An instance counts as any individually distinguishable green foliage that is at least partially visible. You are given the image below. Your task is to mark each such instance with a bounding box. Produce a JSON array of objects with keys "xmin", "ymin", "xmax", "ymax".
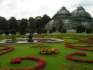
[
  {"xmin": 28, "ymin": 17, "xmax": 36, "ymax": 33},
  {"xmin": 0, "ymin": 16, "xmax": 8, "ymax": 34},
  {"xmin": 19, "ymin": 18, "xmax": 28, "ymax": 35},
  {"xmin": 76, "ymin": 25, "xmax": 85, "ymax": 33},
  {"xmin": 8, "ymin": 17, "xmax": 18, "ymax": 35},
  {"xmin": 86, "ymin": 28, "xmax": 92, "ymax": 33}
]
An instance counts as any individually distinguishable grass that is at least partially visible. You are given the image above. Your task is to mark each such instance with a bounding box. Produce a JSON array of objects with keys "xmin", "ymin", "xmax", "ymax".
[
  {"xmin": 0, "ymin": 43, "xmax": 93, "ymax": 70},
  {"xmin": 0, "ymin": 33, "xmax": 93, "ymax": 70}
]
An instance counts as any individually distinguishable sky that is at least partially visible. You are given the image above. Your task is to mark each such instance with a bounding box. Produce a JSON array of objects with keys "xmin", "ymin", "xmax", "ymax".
[{"xmin": 0, "ymin": 0, "xmax": 93, "ymax": 19}]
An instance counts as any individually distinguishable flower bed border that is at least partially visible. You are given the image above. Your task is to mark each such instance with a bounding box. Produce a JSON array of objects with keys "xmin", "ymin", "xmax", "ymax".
[
  {"xmin": 65, "ymin": 43, "xmax": 93, "ymax": 51},
  {"xmin": 66, "ymin": 52, "xmax": 93, "ymax": 63},
  {"xmin": 0, "ymin": 45, "xmax": 14, "ymax": 55},
  {"xmin": 9, "ymin": 55, "xmax": 46, "ymax": 70},
  {"xmin": 65, "ymin": 37, "xmax": 93, "ymax": 63}
]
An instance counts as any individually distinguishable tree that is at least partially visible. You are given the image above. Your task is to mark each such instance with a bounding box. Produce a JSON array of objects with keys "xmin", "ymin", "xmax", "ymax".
[
  {"xmin": 61, "ymin": 28, "xmax": 67, "ymax": 33},
  {"xmin": 8, "ymin": 17, "xmax": 18, "ymax": 41},
  {"xmin": 8, "ymin": 17, "xmax": 18, "ymax": 34},
  {"xmin": 35, "ymin": 16, "xmax": 43, "ymax": 34},
  {"xmin": 76, "ymin": 24, "xmax": 85, "ymax": 33},
  {"xmin": 28, "ymin": 17, "xmax": 36, "ymax": 33},
  {"xmin": 19, "ymin": 18, "xmax": 28, "ymax": 35},
  {"xmin": 0, "ymin": 16, "xmax": 9, "ymax": 35},
  {"xmin": 42, "ymin": 15, "xmax": 51, "ymax": 26},
  {"xmin": 34, "ymin": 15, "xmax": 51, "ymax": 34},
  {"xmin": 41, "ymin": 14, "xmax": 51, "ymax": 33},
  {"xmin": 27, "ymin": 17, "xmax": 35, "ymax": 42},
  {"xmin": 86, "ymin": 28, "xmax": 92, "ymax": 33}
]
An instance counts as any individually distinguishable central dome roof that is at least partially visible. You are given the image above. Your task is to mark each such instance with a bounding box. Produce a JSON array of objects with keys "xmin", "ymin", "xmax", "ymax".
[
  {"xmin": 53, "ymin": 7, "xmax": 71, "ymax": 19},
  {"xmin": 57, "ymin": 7, "xmax": 71, "ymax": 16},
  {"xmin": 71, "ymin": 6, "xmax": 91, "ymax": 18}
]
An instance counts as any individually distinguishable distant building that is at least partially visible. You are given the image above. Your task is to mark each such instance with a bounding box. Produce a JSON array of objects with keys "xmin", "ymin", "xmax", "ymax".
[{"xmin": 46, "ymin": 6, "xmax": 93, "ymax": 33}]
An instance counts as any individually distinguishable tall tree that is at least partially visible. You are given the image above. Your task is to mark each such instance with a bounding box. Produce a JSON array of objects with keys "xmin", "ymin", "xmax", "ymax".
[
  {"xmin": 76, "ymin": 24, "xmax": 85, "ymax": 33},
  {"xmin": 35, "ymin": 16, "xmax": 43, "ymax": 34},
  {"xmin": 28, "ymin": 17, "xmax": 36, "ymax": 33},
  {"xmin": 19, "ymin": 18, "xmax": 28, "ymax": 35},
  {"xmin": 26, "ymin": 17, "xmax": 36, "ymax": 42},
  {"xmin": 86, "ymin": 28, "xmax": 92, "ymax": 33},
  {"xmin": 8, "ymin": 17, "xmax": 18, "ymax": 41},
  {"xmin": 42, "ymin": 14, "xmax": 51, "ymax": 25},
  {"xmin": 0, "ymin": 16, "xmax": 9, "ymax": 35},
  {"xmin": 41, "ymin": 14, "xmax": 51, "ymax": 33},
  {"xmin": 8, "ymin": 17, "xmax": 18, "ymax": 34}
]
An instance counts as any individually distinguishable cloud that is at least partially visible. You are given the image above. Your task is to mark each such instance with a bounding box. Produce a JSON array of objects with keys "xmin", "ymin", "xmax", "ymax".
[
  {"xmin": 0, "ymin": 0, "xmax": 4, "ymax": 4},
  {"xmin": 79, "ymin": 0, "xmax": 93, "ymax": 7},
  {"xmin": 0, "ymin": 0, "xmax": 93, "ymax": 19}
]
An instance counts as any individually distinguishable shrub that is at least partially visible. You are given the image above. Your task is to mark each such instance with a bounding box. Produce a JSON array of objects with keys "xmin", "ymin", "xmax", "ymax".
[{"xmin": 40, "ymin": 48, "xmax": 59, "ymax": 55}]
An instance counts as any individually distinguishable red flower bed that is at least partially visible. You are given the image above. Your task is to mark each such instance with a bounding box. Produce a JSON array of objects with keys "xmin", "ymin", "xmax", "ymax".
[
  {"xmin": 66, "ymin": 52, "xmax": 93, "ymax": 63},
  {"xmin": 10, "ymin": 55, "xmax": 46, "ymax": 70},
  {"xmin": 11, "ymin": 58, "xmax": 22, "ymax": 64},
  {"xmin": 65, "ymin": 43, "xmax": 93, "ymax": 51},
  {"xmin": 65, "ymin": 37, "xmax": 93, "ymax": 63},
  {"xmin": 2, "ymin": 67, "xmax": 34, "ymax": 70},
  {"xmin": 0, "ymin": 46, "xmax": 14, "ymax": 55}
]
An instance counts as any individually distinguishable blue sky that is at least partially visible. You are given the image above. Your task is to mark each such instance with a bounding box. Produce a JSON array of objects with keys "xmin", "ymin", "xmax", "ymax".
[{"xmin": 0, "ymin": 0, "xmax": 93, "ymax": 19}]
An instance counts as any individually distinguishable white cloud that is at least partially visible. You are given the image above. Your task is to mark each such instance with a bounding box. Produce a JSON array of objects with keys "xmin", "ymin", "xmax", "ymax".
[{"xmin": 0, "ymin": 0, "xmax": 93, "ymax": 19}]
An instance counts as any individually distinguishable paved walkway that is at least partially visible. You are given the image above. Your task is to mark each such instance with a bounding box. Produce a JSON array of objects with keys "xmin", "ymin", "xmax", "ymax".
[{"xmin": 0, "ymin": 38, "xmax": 64, "ymax": 44}]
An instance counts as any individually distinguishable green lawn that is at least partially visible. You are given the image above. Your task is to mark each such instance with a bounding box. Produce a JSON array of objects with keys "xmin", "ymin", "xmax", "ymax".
[
  {"xmin": 0, "ymin": 43, "xmax": 93, "ymax": 70},
  {"xmin": 0, "ymin": 33, "xmax": 93, "ymax": 70}
]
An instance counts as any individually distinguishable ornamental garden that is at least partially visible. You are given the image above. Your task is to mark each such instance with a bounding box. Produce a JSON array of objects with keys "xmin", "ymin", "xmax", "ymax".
[
  {"xmin": 0, "ymin": 33, "xmax": 93, "ymax": 70},
  {"xmin": 0, "ymin": 6, "xmax": 93, "ymax": 70}
]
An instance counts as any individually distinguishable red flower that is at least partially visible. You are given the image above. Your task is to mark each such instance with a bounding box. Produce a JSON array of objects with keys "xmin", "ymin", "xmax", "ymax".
[
  {"xmin": 11, "ymin": 58, "xmax": 21, "ymax": 64},
  {"xmin": 10, "ymin": 55, "xmax": 46, "ymax": 70},
  {"xmin": 66, "ymin": 52, "xmax": 93, "ymax": 63}
]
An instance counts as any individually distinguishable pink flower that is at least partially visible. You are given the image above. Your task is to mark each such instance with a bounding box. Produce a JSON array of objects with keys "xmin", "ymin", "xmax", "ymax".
[{"xmin": 11, "ymin": 58, "xmax": 21, "ymax": 64}]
